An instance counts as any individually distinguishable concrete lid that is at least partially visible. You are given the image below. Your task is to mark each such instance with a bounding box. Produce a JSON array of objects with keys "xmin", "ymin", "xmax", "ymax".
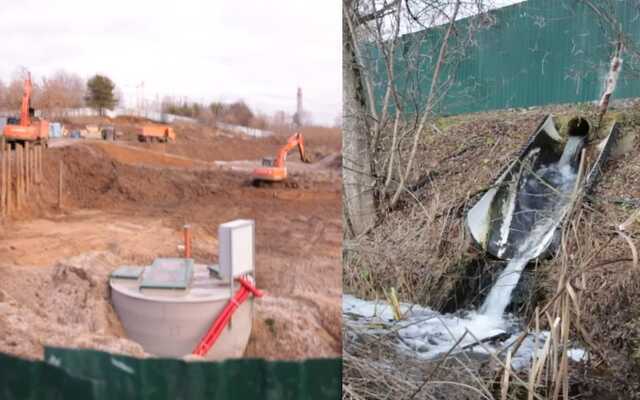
[
  {"xmin": 140, "ymin": 258, "xmax": 194, "ymax": 289},
  {"xmin": 110, "ymin": 262, "xmax": 235, "ymax": 303}
]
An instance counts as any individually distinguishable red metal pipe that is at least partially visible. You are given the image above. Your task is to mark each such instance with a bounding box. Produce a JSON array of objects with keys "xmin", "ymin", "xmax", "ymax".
[
  {"xmin": 183, "ymin": 224, "xmax": 192, "ymax": 258},
  {"xmin": 192, "ymin": 277, "xmax": 263, "ymax": 357}
]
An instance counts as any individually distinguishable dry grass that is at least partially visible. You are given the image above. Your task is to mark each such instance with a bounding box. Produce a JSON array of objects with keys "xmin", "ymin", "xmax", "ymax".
[
  {"xmin": 343, "ymin": 322, "xmax": 494, "ymax": 400},
  {"xmin": 343, "ymin": 187, "xmax": 474, "ymax": 308}
]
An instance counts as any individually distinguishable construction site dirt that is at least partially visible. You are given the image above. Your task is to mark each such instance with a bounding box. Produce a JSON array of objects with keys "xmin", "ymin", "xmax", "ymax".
[{"xmin": 0, "ymin": 120, "xmax": 342, "ymax": 361}]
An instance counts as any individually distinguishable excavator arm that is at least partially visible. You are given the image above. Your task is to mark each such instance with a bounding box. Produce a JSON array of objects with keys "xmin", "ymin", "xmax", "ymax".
[
  {"xmin": 252, "ymin": 132, "xmax": 311, "ymax": 184},
  {"xmin": 20, "ymin": 72, "xmax": 32, "ymax": 127},
  {"xmin": 274, "ymin": 133, "xmax": 310, "ymax": 167}
]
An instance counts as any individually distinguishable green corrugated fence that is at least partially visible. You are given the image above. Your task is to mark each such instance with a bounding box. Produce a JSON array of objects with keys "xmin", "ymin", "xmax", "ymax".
[
  {"xmin": 369, "ymin": 0, "xmax": 640, "ymax": 115},
  {"xmin": 0, "ymin": 347, "xmax": 341, "ymax": 400}
]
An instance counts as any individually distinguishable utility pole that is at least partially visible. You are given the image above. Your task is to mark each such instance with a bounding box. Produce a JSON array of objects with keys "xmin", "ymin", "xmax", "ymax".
[
  {"xmin": 136, "ymin": 81, "xmax": 145, "ymax": 113},
  {"xmin": 293, "ymin": 87, "xmax": 303, "ymax": 129}
]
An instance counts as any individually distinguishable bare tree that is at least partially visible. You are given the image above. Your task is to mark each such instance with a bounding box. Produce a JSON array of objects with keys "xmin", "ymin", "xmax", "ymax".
[
  {"xmin": 0, "ymin": 79, "xmax": 6, "ymax": 110},
  {"xmin": 343, "ymin": 0, "xmax": 382, "ymax": 238},
  {"xmin": 4, "ymin": 77, "xmax": 27, "ymax": 110},
  {"xmin": 342, "ymin": 0, "xmax": 494, "ymax": 238},
  {"xmin": 35, "ymin": 70, "xmax": 85, "ymax": 114}
]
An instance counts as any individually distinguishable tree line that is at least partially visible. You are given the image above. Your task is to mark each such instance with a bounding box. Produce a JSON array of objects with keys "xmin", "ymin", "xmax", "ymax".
[
  {"xmin": 161, "ymin": 97, "xmax": 311, "ymax": 130},
  {"xmin": 0, "ymin": 69, "xmax": 314, "ymax": 130},
  {"xmin": 0, "ymin": 70, "xmax": 118, "ymax": 116}
]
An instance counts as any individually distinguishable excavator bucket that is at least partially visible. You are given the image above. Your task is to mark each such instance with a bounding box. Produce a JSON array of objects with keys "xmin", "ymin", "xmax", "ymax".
[{"xmin": 298, "ymin": 140, "xmax": 311, "ymax": 163}]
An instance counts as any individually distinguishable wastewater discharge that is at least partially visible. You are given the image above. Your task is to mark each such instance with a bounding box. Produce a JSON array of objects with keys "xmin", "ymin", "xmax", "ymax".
[
  {"xmin": 480, "ymin": 135, "xmax": 580, "ymax": 319},
  {"xmin": 344, "ymin": 136, "xmax": 584, "ymax": 365}
]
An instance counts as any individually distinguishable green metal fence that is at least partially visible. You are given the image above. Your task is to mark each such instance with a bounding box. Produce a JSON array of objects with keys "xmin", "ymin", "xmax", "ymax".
[
  {"xmin": 0, "ymin": 347, "xmax": 341, "ymax": 400},
  {"xmin": 370, "ymin": 0, "xmax": 640, "ymax": 115}
]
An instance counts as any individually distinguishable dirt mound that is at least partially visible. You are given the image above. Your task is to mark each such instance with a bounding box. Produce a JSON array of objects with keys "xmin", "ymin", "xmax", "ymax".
[
  {"xmin": 39, "ymin": 144, "xmax": 241, "ymax": 211},
  {"xmin": 0, "ymin": 252, "xmax": 145, "ymax": 359},
  {"xmin": 89, "ymin": 141, "xmax": 201, "ymax": 168},
  {"xmin": 314, "ymin": 153, "xmax": 342, "ymax": 170},
  {"xmin": 131, "ymin": 137, "xmax": 280, "ymax": 162},
  {"xmin": 113, "ymin": 115, "xmax": 157, "ymax": 125},
  {"xmin": 247, "ymin": 295, "xmax": 340, "ymax": 358}
]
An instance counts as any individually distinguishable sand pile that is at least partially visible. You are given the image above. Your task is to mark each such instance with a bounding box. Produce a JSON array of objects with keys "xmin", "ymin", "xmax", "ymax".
[{"xmin": 0, "ymin": 252, "xmax": 145, "ymax": 359}]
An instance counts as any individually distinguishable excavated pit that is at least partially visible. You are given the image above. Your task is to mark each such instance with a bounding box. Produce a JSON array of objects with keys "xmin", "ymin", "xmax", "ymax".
[{"xmin": 0, "ymin": 122, "xmax": 342, "ymax": 361}]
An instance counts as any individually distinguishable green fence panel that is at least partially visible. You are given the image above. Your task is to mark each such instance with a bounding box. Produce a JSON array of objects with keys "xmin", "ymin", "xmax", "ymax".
[
  {"xmin": 0, "ymin": 352, "xmax": 94, "ymax": 400},
  {"xmin": 369, "ymin": 0, "xmax": 640, "ymax": 116},
  {"xmin": 0, "ymin": 347, "xmax": 341, "ymax": 400}
]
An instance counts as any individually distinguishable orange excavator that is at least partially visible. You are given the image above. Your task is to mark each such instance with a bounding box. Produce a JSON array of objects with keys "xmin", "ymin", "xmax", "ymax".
[
  {"xmin": 251, "ymin": 132, "xmax": 310, "ymax": 186},
  {"xmin": 3, "ymin": 72, "xmax": 49, "ymax": 147}
]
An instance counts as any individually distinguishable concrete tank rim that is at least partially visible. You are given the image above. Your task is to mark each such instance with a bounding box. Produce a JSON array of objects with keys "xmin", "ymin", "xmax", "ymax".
[{"xmin": 110, "ymin": 279, "xmax": 234, "ymax": 304}]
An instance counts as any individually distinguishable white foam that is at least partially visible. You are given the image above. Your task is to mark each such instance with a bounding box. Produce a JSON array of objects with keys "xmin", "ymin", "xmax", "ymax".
[
  {"xmin": 342, "ymin": 294, "xmax": 423, "ymax": 321},
  {"xmin": 344, "ymin": 295, "xmax": 587, "ymax": 368}
]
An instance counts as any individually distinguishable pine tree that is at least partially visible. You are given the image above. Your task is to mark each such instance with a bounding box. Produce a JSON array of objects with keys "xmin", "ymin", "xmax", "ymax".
[{"xmin": 85, "ymin": 75, "xmax": 117, "ymax": 115}]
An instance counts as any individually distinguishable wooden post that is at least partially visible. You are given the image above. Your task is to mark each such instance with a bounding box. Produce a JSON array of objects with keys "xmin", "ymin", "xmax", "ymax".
[
  {"xmin": 1, "ymin": 138, "xmax": 5, "ymax": 217},
  {"xmin": 29, "ymin": 145, "xmax": 33, "ymax": 188},
  {"xmin": 35, "ymin": 145, "xmax": 39, "ymax": 184},
  {"xmin": 20, "ymin": 144, "xmax": 25, "ymax": 206},
  {"xmin": 7, "ymin": 146, "xmax": 12, "ymax": 214},
  {"xmin": 33, "ymin": 146, "xmax": 37, "ymax": 186},
  {"xmin": 14, "ymin": 145, "xmax": 18, "ymax": 210},
  {"xmin": 23, "ymin": 145, "xmax": 28, "ymax": 198},
  {"xmin": 58, "ymin": 159, "xmax": 63, "ymax": 209},
  {"xmin": 20, "ymin": 144, "xmax": 25, "ymax": 205},
  {"xmin": 25, "ymin": 142, "xmax": 30, "ymax": 194},
  {"xmin": 29, "ymin": 144, "xmax": 33, "ymax": 193},
  {"xmin": 37, "ymin": 145, "xmax": 41, "ymax": 184},
  {"xmin": 30, "ymin": 145, "xmax": 35, "ymax": 189},
  {"xmin": 4, "ymin": 142, "xmax": 8, "ymax": 216},
  {"xmin": 36, "ymin": 145, "xmax": 39, "ymax": 184},
  {"xmin": 34, "ymin": 145, "xmax": 38, "ymax": 184},
  {"xmin": 16, "ymin": 145, "xmax": 21, "ymax": 209},
  {"xmin": 27, "ymin": 143, "xmax": 31, "ymax": 192}
]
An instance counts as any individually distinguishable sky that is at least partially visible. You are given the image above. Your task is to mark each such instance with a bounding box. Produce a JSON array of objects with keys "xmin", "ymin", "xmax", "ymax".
[{"xmin": 0, "ymin": 0, "xmax": 341, "ymax": 125}]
